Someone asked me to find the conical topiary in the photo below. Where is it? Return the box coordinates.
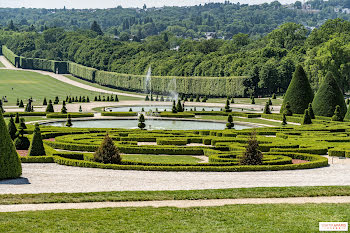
[345,105,350,121]
[240,132,263,165]
[43,98,47,106]
[308,103,315,119]
[66,114,73,127]
[172,100,177,113]
[15,112,20,124]
[263,102,271,114]
[138,114,146,129]
[302,109,312,125]
[28,123,46,156]
[226,115,234,129]
[8,116,17,140]
[282,114,287,126]
[281,65,314,114]
[93,134,121,164]
[284,102,293,116]
[61,101,67,114]
[0,111,22,180]
[251,96,255,104]
[176,100,183,112]
[272,93,276,99]
[46,100,54,113]
[332,105,343,122]
[312,72,347,118]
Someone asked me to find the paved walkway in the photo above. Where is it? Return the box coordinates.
[1,196,350,212]
[0,56,143,98]
[0,156,349,195]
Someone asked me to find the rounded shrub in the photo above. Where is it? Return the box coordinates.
[14,137,30,150]
[312,72,347,118]
[28,124,46,156]
[94,134,121,164]
[281,65,314,114]
[332,105,343,122]
[240,132,263,165]
[302,109,312,125]
[0,111,22,180]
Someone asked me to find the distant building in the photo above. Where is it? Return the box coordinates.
[204,32,216,40]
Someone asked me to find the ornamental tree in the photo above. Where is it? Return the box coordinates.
[94,134,121,164]
[28,123,46,156]
[240,132,263,165]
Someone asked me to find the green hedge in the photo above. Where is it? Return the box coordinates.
[95,70,249,97]
[3,112,47,117]
[68,62,97,82]
[101,112,138,117]
[2,45,19,67]
[159,112,195,118]
[46,113,94,118]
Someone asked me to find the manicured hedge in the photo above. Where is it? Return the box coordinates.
[159,112,195,118]
[95,70,249,97]
[46,113,94,118]
[3,112,47,117]
[101,112,138,117]
[68,62,97,82]
[2,45,19,67]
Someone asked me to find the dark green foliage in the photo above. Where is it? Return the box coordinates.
[284,102,293,116]
[268,98,272,105]
[332,105,343,122]
[129,108,133,112]
[28,123,46,156]
[172,100,177,113]
[251,97,255,104]
[87,96,90,103]
[46,100,54,113]
[61,101,67,114]
[19,118,26,129]
[54,96,59,104]
[14,126,29,150]
[90,21,103,36]
[312,72,347,118]
[302,109,312,125]
[282,114,287,126]
[66,114,73,127]
[231,98,234,104]
[42,98,47,106]
[240,132,263,165]
[115,95,119,102]
[7,116,17,140]
[272,93,276,99]
[15,113,20,124]
[79,106,82,113]
[308,103,315,119]
[226,115,234,129]
[94,134,121,164]
[224,99,231,112]
[263,102,271,114]
[196,95,200,102]
[345,106,350,121]
[94,96,97,101]
[176,100,183,112]
[138,114,146,130]
[19,100,24,108]
[160,96,164,101]
[16,98,19,106]
[145,95,149,101]
[0,111,22,180]
[347,98,350,105]
[281,65,314,114]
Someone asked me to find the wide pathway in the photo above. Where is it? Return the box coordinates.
[1,196,350,212]
[1,156,350,194]
[0,56,143,98]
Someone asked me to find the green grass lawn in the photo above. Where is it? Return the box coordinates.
[0,61,4,68]
[0,204,348,232]
[4,116,48,125]
[0,70,140,106]
[198,115,282,127]
[1,186,350,205]
[64,74,146,98]
[121,154,201,164]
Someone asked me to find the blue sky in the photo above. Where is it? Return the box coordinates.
[0,0,297,9]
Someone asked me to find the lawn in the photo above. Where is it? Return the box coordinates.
[1,186,350,205]
[4,116,48,125]
[0,204,348,232]
[0,70,140,105]
[121,154,201,164]
[0,61,4,68]
[198,115,283,127]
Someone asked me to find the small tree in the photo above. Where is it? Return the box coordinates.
[263,102,271,114]
[196,95,200,102]
[94,134,121,164]
[66,114,73,127]
[43,98,47,106]
[19,118,27,129]
[272,93,276,99]
[332,105,343,122]
[138,114,146,129]
[224,99,231,112]
[282,114,287,126]
[160,96,164,101]
[46,100,54,112]
[347,98,350,105]
[8,116,17,140]
[54,96,59,104]
[284,102,293,116]
[240,132,263,165]
[172,100,177,113]
[0,100,4,113]
[145,95,149,101]
[28,124,46,156]
[226,115,234,129]
[115,95,119,102]
[129,108,133,112]
[251,96,255,104]
[16,98,19,106]
[61,101,67,114]
[19,100,24,108]
[176,100,183,112]
[79,106,82,112]
[14,125,30,150]
[231,98,234,104]
[15,112,20,124]
[91,21,103,35]
[87,96,90,102]
[308,103,315,119]
[302,109,312,125]
[268,98,272,105]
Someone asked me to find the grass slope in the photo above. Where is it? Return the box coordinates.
[0,204,348,232]
[0,70,139,105]
[1,186,350,205]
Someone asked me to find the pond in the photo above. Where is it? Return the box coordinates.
[44,119,252,130]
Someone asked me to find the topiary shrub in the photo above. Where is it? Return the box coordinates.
[282,114,287,126]
[284,102,293,116]
[138,114,146,129]
[281,65,314,114]
[0,111,22,180]
[46,100,54,113]
[308,103,315,119]
[251,96,255,104]
[302,109,312,125]
[61,101,67,114]
[66,114,73,127]
[345,105,350,121]
[42,98,47,106]
[332,105,343,122]
[14,126,30,150]
[263,102,271,114]
[7,116,17,140]
[94,134,121,164]
[272,93,276,99]
[176,100,183,112]
[19,100,24,108]
[172,100,177,113]
[268,98,272,105]
[312,72,347,118]
[28,123,46,156]
[224,99,232,112]
[15,112,20,124]
[226,115,234,129]
[240,132,263,165]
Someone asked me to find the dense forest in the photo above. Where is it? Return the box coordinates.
[1,0,350,39]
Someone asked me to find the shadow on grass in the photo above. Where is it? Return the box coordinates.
[0,177,30,185]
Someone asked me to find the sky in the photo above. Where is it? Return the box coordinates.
[0,0,298,9]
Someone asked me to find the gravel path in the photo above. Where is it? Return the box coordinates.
[0,156,349,195]
[1,196,350,212]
